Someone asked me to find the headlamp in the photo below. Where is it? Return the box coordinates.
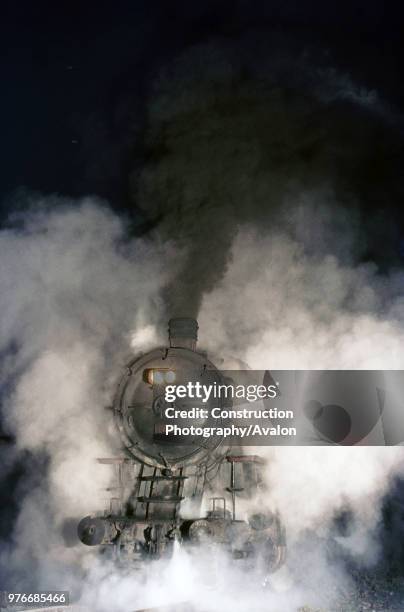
[143,368,176,385]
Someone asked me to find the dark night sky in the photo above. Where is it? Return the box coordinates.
[2,1,404,218]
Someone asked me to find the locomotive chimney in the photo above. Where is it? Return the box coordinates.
[168,317,198,351]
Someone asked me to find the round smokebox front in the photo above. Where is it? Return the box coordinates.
[113,347,226,469]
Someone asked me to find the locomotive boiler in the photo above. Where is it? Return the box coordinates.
[77,318,286,575]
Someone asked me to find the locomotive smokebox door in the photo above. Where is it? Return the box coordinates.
[113,318,227,470]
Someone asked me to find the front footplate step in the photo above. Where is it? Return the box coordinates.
[138,475,187,482]
[137,496,184,503]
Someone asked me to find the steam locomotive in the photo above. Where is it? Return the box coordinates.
[77,318,286,575]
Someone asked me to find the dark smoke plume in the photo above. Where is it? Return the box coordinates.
[131,35,404,316]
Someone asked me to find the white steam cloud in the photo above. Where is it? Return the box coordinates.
[0,198,179,597]
[199,223,404,542]
[199,226,404,369]
[1,193,404,607]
